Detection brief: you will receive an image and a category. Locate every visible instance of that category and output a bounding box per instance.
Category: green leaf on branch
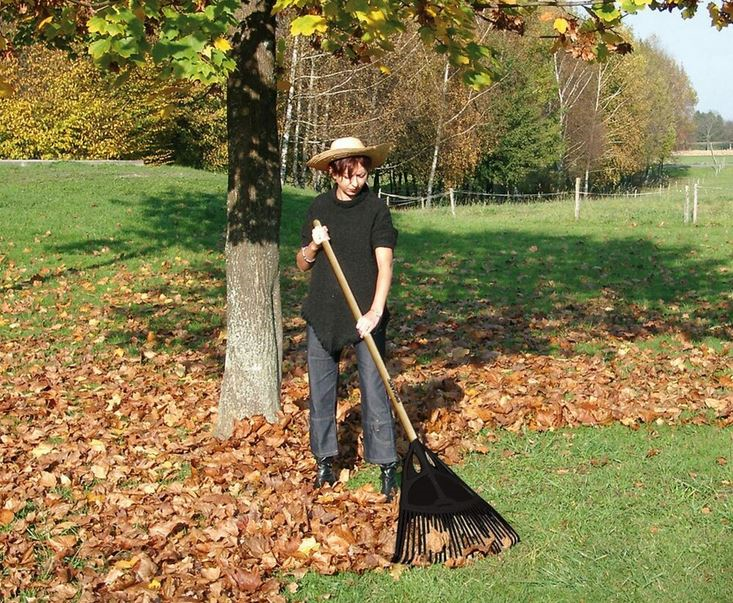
[419,26,435,45]
[112,36,143,59]
[88,38,112,60]
[592,2,622,23]
[463,69,492,90]
[619,0,650,13]
[272,0,298,14]
[87,16,108,34]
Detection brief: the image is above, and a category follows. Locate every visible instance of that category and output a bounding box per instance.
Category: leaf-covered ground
[1,261,731,601]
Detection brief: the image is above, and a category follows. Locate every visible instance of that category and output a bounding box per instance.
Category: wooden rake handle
[313,219,418,442]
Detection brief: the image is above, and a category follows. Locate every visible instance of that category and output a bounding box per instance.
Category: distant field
[673,149,733,156]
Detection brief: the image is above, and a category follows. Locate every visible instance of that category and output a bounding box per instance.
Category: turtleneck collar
[330,183,370,208]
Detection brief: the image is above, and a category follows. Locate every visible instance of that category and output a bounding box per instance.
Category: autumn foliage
[0,45,226,168]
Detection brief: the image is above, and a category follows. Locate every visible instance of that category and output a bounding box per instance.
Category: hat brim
[306,143,391,172]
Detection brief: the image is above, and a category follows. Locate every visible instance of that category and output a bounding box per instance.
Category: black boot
[315,456,336,488]
[379,461,400,500]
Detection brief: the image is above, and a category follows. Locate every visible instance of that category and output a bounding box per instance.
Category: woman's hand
[311,224,329,246]
[356,309,381,338]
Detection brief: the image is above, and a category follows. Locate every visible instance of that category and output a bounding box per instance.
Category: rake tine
[448,517,463,559]
[462,510,485,542]
[421,514,430,561]
[402,513,413,564]
[456,512,480,550]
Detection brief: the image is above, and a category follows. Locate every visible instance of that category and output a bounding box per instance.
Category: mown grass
[288,424,733,603]
[2,157,730,357]
[1,158,732,601]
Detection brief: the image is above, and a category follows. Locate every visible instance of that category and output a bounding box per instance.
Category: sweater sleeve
[370,201,398,249]
[301,203,314,248]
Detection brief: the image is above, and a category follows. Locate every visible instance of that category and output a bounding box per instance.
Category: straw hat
[307,137,391,172]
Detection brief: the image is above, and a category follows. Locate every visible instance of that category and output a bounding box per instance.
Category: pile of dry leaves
[1,287,731,600]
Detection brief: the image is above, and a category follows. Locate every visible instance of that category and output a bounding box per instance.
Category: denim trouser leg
[355,331,398,464]
[307,325,340,459]
[307,325,398,465]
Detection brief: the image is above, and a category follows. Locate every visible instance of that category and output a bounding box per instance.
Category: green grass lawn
[2,158,731,355]
[290,424,733,603]
[1,157,731,602]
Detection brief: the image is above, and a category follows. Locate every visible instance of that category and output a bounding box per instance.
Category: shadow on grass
[37,188,228,350]
[32,182,731,359]
[384,224,732,362]
[53,190,227,259]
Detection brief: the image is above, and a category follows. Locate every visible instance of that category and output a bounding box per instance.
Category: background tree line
[693,110,733,149]
[0,15,698,194]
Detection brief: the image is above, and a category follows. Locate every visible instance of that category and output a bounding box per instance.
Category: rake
[314,219,520,564]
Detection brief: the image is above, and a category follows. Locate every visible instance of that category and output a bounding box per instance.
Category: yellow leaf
[37,16,53,31]
[290,15,328,36]
[31,442,55,457]
[91,464,108,479]
[379,65,391,75]
[90,439,106,452]
[358,9,386,26]
[213,37,231,52]
[147,578,161,589]
[114,557,138,570]
[296,536,320,556]
[553,17,569,34]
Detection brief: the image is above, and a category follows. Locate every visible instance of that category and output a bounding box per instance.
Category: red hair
[329,155,372,176]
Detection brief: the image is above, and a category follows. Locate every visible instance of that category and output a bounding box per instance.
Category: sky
[625,8,733,121]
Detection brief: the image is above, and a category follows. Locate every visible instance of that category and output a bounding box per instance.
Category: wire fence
[379,185,673,210]
[379,177,726,226]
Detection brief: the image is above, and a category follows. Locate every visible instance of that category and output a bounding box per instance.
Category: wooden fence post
[574,177,581,221]
[449,188,455,217]
[684,185,690,224]
[693,180,699,224]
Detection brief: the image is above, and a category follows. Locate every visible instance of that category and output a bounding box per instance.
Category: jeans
[307,324,398,465]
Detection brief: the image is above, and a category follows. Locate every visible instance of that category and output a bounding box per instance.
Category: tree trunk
[216,0,283,438]
[291,57,304,187]
[303,57,317,186]
[279,38,300,185]
[426,60,450,206]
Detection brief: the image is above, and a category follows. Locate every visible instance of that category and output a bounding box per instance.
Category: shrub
[0,45,227,169]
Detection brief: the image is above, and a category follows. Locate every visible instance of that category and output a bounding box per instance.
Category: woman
[296,136,399,499]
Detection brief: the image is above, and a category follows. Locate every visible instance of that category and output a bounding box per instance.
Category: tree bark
[426,60,450,206]
[216,0,283,438]
[280,38,300,185]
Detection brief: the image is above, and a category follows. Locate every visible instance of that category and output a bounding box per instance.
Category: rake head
[393,439,520,565]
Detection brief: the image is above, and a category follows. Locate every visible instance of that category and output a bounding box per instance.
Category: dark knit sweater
[301,185,398,354]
